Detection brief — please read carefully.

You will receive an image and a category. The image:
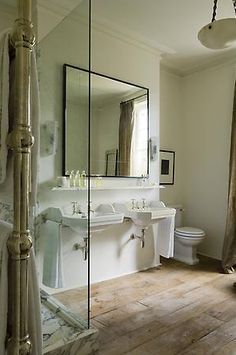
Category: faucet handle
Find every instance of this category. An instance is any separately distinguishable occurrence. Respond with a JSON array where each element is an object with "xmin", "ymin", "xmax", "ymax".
[
  {"xmin": 142, "ymin": 198, "xmax": 147, "ymax": 209},
  {"xmin": 131, "ymin": 199, "xmax": 136, "ymax": 209}
]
